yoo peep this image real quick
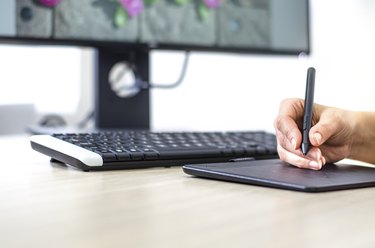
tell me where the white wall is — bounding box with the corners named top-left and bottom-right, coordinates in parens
top-left (151, 0), bottom-right (375, 132)
top-left (0, 45), bottom-right (84, 131)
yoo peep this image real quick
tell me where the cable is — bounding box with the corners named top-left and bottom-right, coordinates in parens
top-left (77, 51), bottom-right (191, 128)
top-left (109, 50), bottom-right (190, 96)
top-left (146, 50), bottom-right (190, 89)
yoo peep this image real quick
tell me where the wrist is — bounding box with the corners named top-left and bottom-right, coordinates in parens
top-left (349, 112), bottom-right (375, 163)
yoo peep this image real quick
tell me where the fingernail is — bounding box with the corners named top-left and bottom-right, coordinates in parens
top-left (291, 138), bottom-right (297, 150)
top-left (309, 161), bottom-right (321, 170)
top-left (314, 133), bottom-right (322, 145)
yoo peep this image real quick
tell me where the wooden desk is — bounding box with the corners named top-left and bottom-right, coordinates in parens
top-left (1, 135), bottom-right (375, 248)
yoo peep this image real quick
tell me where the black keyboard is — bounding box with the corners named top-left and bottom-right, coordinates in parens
top-left (30, 131), bottom-right (278, 171)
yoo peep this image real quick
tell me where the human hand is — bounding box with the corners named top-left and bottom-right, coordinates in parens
top-left (274, 98), bottom-right (356, 170)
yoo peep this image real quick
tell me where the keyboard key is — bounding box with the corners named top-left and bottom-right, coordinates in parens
top-left (141, 148), bottom-right (159, 160)
top-left (157, 148), bottom-right (222, 159)
top-left (115, 152), bottom-right (132, 161)
top-left (99, 152), bottom-right (117, 162)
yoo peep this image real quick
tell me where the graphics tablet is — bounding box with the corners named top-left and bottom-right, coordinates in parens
top-left (182, 159), bottom-right (375, 192)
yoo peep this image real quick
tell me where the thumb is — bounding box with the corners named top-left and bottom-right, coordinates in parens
top-left (309, 119), bottom-right (338, 147)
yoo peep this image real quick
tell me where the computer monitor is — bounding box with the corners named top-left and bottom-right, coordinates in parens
top-left (0, 0), bottom-right (310, 130)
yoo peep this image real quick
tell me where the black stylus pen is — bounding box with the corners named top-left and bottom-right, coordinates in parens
top-left (301, 67), bottom-right (316, 155)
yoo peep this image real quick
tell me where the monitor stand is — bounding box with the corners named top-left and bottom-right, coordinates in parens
top-left (28, 47), bottom-right (151, 135)
top-left (94, 47), bottom-right (150, 130)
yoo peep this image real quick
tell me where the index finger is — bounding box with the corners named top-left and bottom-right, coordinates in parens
top-left (274, 98), bottom-right (304, 149)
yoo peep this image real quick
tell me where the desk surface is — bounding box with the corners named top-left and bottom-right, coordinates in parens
top-left (1, 135), bottom-right (375, 248)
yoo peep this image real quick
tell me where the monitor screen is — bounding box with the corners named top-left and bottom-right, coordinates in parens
top-left (0, 0), bottom-right (309, 55)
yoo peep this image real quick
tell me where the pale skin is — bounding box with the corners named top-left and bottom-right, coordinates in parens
top-left (274, 98), bottom-right (375, 170)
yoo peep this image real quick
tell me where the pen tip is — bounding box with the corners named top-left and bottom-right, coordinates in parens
top-left (301, 143), bottom-right (309, 156)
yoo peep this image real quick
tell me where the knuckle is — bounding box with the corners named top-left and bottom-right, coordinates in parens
top-left (274, 116), bottom-right (284, 130)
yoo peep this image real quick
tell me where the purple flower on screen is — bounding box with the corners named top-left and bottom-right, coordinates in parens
top-left (38, 0), bottom-right (62, 7)
top-left (120, 0), bottom-right (144, 17)
top-left (203, 0), bottom-right (220, 8)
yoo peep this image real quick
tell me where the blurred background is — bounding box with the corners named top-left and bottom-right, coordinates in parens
top-left (0, 0), bottom-right (374, 134)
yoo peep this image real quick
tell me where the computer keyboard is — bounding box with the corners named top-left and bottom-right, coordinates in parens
top-left (30, 131), bottom-right (278, 171)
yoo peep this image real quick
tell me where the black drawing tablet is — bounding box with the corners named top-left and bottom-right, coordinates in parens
top-left (182, 159), bottom-right (375, 192)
